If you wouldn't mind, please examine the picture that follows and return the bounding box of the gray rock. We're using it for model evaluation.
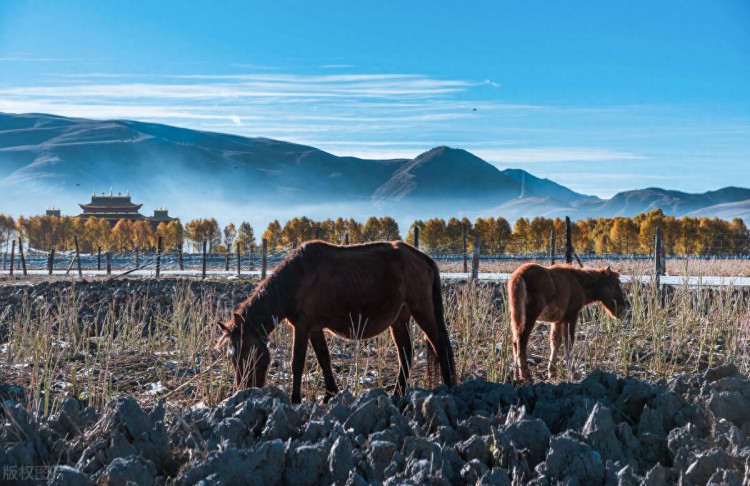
[706,468,742,486]
[582,403,624,463]
[329,436,354,484]
[493,413,551,468]
[536,432,605,485]
[460,459,489,484]
[95,455,156,486]
[683,448,735,486]
[708,391,750,427]
[457,435,492,464]
[367,440,398,482]
[284,443,327,486]
[421,395,459,432]
[478,467,512,486]
[48,465,93,486]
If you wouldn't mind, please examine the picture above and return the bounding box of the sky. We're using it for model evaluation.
[1,0,749,198]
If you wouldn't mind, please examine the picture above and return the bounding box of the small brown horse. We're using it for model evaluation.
[215,240,456,403]
[508,263,627,383]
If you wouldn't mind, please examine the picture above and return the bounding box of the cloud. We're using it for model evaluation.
[229,114,243,126]
[473,147,645,164]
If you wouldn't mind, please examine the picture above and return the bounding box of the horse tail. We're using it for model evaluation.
[425,260,456,388]
[508,274,526,336]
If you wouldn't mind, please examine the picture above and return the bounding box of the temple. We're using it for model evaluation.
[77,190,177,228]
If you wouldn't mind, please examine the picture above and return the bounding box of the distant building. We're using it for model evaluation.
[45,208,61,218]
[77,190,177,228]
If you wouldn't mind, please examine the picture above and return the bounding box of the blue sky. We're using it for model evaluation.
[1,0,749,197]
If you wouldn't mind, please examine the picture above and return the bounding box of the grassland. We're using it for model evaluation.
[1,268,748,418]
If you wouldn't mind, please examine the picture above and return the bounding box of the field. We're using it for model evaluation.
[1,269,750,483]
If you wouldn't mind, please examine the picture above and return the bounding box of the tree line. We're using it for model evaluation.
[1,209,748,256]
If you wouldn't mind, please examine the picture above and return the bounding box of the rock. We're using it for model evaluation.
[708,391,750,427]
[535,432,605,485]
[284,443,327,486]
[421,395,459,432]
[706,468,742,486]
[456,435,492,464]
[95,455,156,486]
[367,440,398,482]
[48,465,94,486]
[478,467,512,486]
[683,448,735,486]
[329,436,354,484]
[581,403,624,463]
[460,459,489,484]
[493,411,551,468]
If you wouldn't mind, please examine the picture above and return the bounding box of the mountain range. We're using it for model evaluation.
[1,112,749,225]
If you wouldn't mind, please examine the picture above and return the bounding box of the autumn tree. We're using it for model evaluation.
[223,223,237,252]
[236,221,256,252]
[84,217,112,252]
[111,220,134,252]
[262,220,283,250]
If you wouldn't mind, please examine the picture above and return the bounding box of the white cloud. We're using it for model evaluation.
[474,147,645,164]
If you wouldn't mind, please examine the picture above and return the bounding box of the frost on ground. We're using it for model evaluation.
[2,365,750,485]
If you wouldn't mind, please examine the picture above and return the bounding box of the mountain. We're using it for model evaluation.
[1,112,748,224]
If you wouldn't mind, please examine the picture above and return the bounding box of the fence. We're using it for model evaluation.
[1,221,747,281]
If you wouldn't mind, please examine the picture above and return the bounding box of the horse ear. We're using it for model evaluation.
[234,312,245,326]
[605,266,612,277]
[217,321,231,334]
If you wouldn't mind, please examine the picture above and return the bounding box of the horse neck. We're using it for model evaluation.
[574,269,603,303]
[241,274,293,337]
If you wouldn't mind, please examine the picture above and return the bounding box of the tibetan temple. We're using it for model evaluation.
[77,190,177,228]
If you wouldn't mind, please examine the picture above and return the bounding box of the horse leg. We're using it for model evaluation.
[389,311,413,396]
[565,318,578,377]
[517,308,539,383]
[290,324,311,404]
[309,328,338,402]
[548,321,567,379]
[411,308,454,388]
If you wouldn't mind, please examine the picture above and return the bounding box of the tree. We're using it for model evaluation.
[362,217,382,242]
[262,220,283,250]
[609,218,639,255]
[111,220,134,252]
[223,223,237,252]
[379,217,401,241]
[0,214,15,252]
[236,221,256,252]
[161,220,184,250]
[132,220,154,250]
[184,218,221,252]
[84,217,112,252]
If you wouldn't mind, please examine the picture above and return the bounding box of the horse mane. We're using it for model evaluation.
[234,242,323,335]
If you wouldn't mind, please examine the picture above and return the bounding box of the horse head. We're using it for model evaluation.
[215,312,271,389]
[598,266,628,319]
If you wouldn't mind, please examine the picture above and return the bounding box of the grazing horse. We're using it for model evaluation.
[508,263,627,383]
[215,240,456,403]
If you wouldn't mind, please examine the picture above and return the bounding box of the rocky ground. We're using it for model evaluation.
[0,364,748,485]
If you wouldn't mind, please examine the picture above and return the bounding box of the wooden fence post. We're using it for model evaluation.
[156,236,162,278]
[292,239,297,250]
[18,239,27,276]
[471,235,480,281]
[135,247,140,269]
[9,240,15,276]
[413,226,420,250]
[48,249,55,275]
[654,227,663,288]
[315,229,321,240]
[236,244,241,276]
[462,223,468,273]
[97,246,102,271]
[261,238,268,280]
[74,235,82,278]
[202,241,207,279]
[344,232,349,246]
[550,228,556,265]
[106,252,111,275]
[225,253,230,271]
[565,216,573,264]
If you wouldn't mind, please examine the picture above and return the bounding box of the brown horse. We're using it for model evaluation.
[508,263,627,383]
[215,240,456,403]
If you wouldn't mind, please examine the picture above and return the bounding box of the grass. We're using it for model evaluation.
[1,272,749,417]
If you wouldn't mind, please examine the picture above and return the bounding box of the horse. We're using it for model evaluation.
[215,240,456,403]
[508,263,627,383]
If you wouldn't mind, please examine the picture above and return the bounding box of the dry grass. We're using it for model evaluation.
[1,276,749,417]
